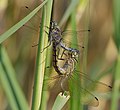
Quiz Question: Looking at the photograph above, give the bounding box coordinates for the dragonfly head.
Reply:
[50,20,60,31]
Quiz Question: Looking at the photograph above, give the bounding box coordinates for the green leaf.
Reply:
[0,45,29,110]
[31,0,53,110]
[113,0,120,49]
[52,92,70,110]
[110,0,120,109]
[0,0,48,44]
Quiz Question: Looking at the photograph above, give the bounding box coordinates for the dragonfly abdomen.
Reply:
[52,42,63,75]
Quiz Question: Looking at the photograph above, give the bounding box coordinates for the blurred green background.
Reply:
[0,0,119,110]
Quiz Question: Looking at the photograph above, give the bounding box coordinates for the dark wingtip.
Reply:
[108,85,112,89]
[32,45,35,47]
[32,44,38,47]
[88,29,90,32]
[95,97,99,101]
[25,6,28,8]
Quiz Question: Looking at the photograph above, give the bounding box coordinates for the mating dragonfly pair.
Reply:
[42,20,112,107]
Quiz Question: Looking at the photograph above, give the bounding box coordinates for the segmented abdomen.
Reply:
[52,42,63,75]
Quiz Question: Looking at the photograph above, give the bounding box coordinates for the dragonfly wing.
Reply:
[80,90,99,107]
[43,71,100,106]
[62,29,90,49]
[43,75,63,91]
[74,70,112,93]
[69,75,99,107]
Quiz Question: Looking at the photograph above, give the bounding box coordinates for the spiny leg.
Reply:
[56,47,65,60]
[41,41,51,53]
[32,30,51,49]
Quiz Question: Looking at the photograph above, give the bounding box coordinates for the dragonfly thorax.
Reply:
[50,21,60,31]
[50,30,62,44]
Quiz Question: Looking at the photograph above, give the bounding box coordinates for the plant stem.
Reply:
[31,0,53,110]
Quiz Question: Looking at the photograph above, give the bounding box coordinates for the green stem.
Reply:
[110,0,120,109]
[70,9,83,110]
[110,51,120,110]
[0,45,29,110]
[31,0,53,110]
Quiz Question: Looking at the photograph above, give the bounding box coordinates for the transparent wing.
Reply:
[68,70,112,106]
[20,5,90,53]
[73,70,112,93]
[42,67,112,107]
[20,6,90,51]
[43,74,63,91]
[69,74,99,107]
[19,9,89,52]
[43,73,99,107]
[19,6,43,47]
[41,57,112,106]
[61,29,90,49]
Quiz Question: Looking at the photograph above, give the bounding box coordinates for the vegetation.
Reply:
[0,0,119,110]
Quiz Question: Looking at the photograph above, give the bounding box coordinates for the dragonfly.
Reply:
[23,6,90,52]
[22,6,89,75]
[21,0,91,56]
[43,49,112,107]
[21,3,91,79]
[44,20,81,75]
[42,20,88,52]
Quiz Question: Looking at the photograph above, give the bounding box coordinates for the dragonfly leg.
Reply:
[32,43,38,47]
[41,41,51,53]
[44,30,49,35]
[45,26,50,30]
[32,30,51,50]
[74,57,78,63]
[61,49,66,58]
[56,48,65,60]
[61,49,68,57]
